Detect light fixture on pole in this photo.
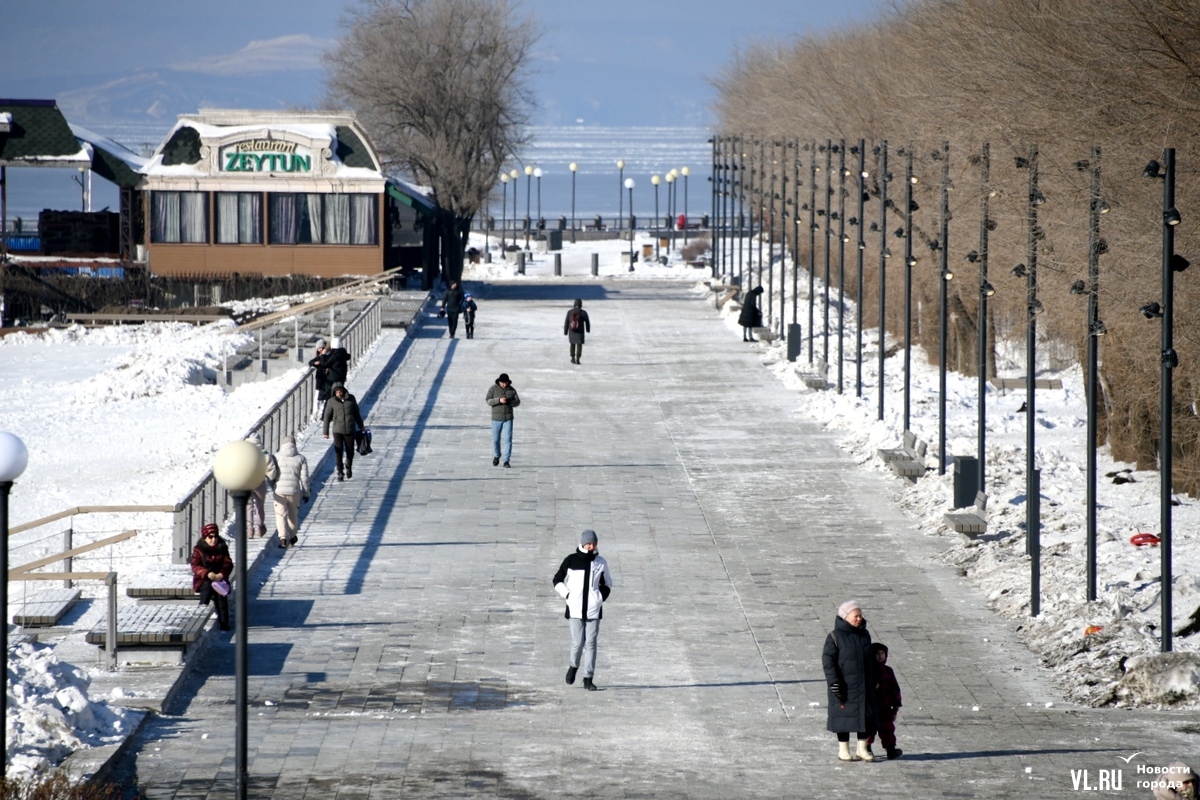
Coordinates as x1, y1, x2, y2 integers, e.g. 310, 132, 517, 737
499, 172, 509, 256
213, 439, 268, 800
569, 162, 578, 244
1, 431, 30, 770
681, 166, 691, 246
625, 177, 636, 271
617, 160, 626, 232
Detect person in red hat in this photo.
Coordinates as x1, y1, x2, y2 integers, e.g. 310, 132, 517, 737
191, 523, 233, 631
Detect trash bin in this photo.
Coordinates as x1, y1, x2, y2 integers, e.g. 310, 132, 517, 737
642, 243, 653, 258
545, 230, 562, 251
952, 455, 979, 509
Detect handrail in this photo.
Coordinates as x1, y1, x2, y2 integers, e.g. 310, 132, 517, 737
10, 571, 120, 668
9, 507, 172, 536
8, 529, 138, 577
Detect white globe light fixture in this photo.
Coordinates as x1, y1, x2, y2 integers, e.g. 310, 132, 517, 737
214, 440, 267, 491
0, 432, 29, 482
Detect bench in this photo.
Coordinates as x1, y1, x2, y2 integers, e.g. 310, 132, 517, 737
86, 603, 215, 664
10, 587, 82, 627
876, 429, 928, 482
944, 491, 989, 536
798, 357, 829, 390
126, 564, 201, 599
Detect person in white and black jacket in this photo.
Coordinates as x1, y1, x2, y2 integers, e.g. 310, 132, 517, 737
552, 529, 613, 691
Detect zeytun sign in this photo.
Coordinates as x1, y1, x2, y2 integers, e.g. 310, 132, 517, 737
221, 140, 312, 173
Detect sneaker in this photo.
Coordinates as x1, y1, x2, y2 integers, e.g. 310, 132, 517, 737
886, 748, 903, 760
346, 468, 352, 479
493, 457, 500, 466
503, 461, 511, 468
289, 535, 298, 546
582, 677, 597, 691
565, 666, 577, 685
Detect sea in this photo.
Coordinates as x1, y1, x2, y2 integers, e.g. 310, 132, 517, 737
2, 123, 713, 230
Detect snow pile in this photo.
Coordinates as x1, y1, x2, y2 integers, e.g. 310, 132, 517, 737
6, 641, 144, 779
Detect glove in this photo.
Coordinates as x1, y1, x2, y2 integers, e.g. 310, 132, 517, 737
830, 683, 846, 701
302, 494, 310, 504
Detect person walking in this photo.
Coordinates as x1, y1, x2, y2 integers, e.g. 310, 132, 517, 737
244, 433, 271, 538
463, 292, 479, 339
271, 434, 310, 549
308, 339, 332, 403
191, 523, 233, 632
552, 529, 614, 691
822, 599, 879, 762
323, 382, 364, 481
564, 298, 591, 364
485, 372, 520, 467
442, 280, 466, 338
738, 285, 764, 342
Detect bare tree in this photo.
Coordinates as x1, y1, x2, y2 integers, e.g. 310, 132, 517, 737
325, 0, 538, 283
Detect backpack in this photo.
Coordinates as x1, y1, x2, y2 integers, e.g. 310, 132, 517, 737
568, 309, 584, 332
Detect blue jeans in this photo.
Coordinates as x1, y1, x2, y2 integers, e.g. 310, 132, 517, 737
569, 618, 600, 678
491, 419, 513, 462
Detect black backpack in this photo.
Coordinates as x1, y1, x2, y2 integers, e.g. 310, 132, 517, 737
568, 309, 584, 332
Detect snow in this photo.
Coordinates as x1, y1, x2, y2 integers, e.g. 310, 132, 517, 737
2, 231, 1197, 779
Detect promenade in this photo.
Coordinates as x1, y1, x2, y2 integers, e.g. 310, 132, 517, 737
112, 279, 1195, 798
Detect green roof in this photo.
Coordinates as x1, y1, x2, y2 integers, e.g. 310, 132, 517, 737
336, 126, 375, 169
0, 99, 90, 165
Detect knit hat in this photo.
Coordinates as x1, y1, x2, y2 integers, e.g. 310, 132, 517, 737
838, 599, 862, 619
201, 523, 219, 538
315, 338, 327, 350
497, 373, 510, 384
282, 434, 295, 445
580, 529, 598, 546
331, 336, 341, 349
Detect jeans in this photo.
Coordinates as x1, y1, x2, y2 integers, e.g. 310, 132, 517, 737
491, 419, 513, 463
569, 618, 600, 678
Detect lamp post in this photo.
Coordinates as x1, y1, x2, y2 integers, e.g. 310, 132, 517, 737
510, 168, 519, 255
1141, 149, 1185, 651
738, 142, 746, 290
651, 174, 661, 262
213, 439, 268, 800
1, 431, 30, 769
837, 140, 848, 394
1016, 147, 1042, 572
681, 166, 691, 246
569, 162, 578, 243
524, 165, 534, 250
793, 141, 801, 328
625, 178, 636, 271
902, 146, 915, 435
877, 141, 890, 421
534, 167, 543, 236
1083, 147, 1107, 602
823, 140, 833, 367
854, 140, 867, 398
767, 146, 776, 329
667, 171, 677, 256
936, 142, 951, 476
975, 144, 993, 492
500, 173, 509, 255
808, 142, 817, 363
617, 160, 626, 232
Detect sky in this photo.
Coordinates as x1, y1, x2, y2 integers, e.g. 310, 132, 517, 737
0, 0, 887, 132
2, 235, 1199, 777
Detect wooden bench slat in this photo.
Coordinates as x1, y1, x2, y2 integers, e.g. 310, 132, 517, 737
10, 588, 81, 627
85, 603, 214, 646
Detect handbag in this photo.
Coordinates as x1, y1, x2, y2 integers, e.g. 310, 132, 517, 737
211, 579, 230, 597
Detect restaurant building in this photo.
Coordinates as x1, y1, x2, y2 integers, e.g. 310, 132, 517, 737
139, 109, 437, 280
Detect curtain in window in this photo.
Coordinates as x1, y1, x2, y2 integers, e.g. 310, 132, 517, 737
307, 194, 324, 243
351, 195, 376, 245
270, 194, 298, 244
325, 194, 350, 244
180, 192, 207, 243
239, 193, 261, 244
151, 192, 181, 243
216, 194, 239, 243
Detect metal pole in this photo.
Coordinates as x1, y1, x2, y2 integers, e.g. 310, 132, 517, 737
903, 147, 913, 434
856, 139, 866, 399
683, 170, 690, 247
501, 179, 507, 253
837, 140, 847, 394
1, 480, 11, 765
525, 170, 532, 250
233, 489, 251, 800
938, 141, 950, 476
878, 141, 889, 421
1025, 145, 1040, 561
978, 144, 991, 491
823, 140, 832, 366
1160, 147, 1177, 652
1085, 147, 1102, 602
768, 142, 776, 329
778, 143, 787, 340
758, 139, 765, 290
628, 185, 635, 270
738, 141, 746, 290
654, 179, 660, 262
618, 162, 624, 233
808, 142, 817, 363
1031, 468, 1041, 617
793, 140, 801, 326
571, 166, 577, 244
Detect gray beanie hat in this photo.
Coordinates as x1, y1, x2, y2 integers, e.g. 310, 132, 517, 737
838, 599, 862, 620
580, 529, 598, 546
315, 338, 328, 350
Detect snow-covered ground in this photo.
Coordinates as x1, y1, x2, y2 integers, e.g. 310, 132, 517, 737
2, 231, 1197, 778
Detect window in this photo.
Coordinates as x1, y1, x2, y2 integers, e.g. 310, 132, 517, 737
216, 193, 262, 244
268, 193, 376, 245
151, 191, 208, 243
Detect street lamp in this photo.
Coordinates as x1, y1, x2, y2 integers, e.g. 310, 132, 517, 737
213, 439, 267, 800
617, 160, 626, 232
1016, 147, 1041, 585
836, 140, 847, 394
808, 141, 818, 363
853, 140, 867, 398
877, 141, 890, 421
975, 144, 993, 493
500, 172, 509, 255
935, 142, 951, 476
534, 167, 543, 234
1, 431, 30, 768
651, 174, 661, 262
524, 165, 534, 250
666, 170, 677, 255
625, 177, 636, 271
681, 166, 691, 246
509, 168, 519, 255
569, 162, 578, 243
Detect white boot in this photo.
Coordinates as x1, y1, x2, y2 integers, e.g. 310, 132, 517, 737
838, 741, 854, 761
856, 740, 875, 762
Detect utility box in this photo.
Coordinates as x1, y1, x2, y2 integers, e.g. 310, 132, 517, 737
787, 324, 803, 362
953, 456, 979, 509
545, 230, 562, 251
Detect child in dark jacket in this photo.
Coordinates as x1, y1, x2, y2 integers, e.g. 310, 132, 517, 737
867, 642, 903, 759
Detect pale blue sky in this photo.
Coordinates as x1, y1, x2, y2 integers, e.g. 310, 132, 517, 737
1, 0, 886, 130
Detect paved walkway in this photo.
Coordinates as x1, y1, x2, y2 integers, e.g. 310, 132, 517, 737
112, 280, 1195, 798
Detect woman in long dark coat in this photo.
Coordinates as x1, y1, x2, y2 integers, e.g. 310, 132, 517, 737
822, 599, 878, 761
737, 285, 764, 342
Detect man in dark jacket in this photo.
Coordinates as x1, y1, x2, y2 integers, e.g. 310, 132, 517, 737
309, 338, 350, 403
322, 382, 364, 481
552, 529, 613, 691
564, 298, 591, 364
485, 372, 520, 467
442, 281, 466, 338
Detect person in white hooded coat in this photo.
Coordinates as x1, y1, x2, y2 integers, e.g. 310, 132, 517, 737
552, 529, 613, 691
269, 435, 310, 548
